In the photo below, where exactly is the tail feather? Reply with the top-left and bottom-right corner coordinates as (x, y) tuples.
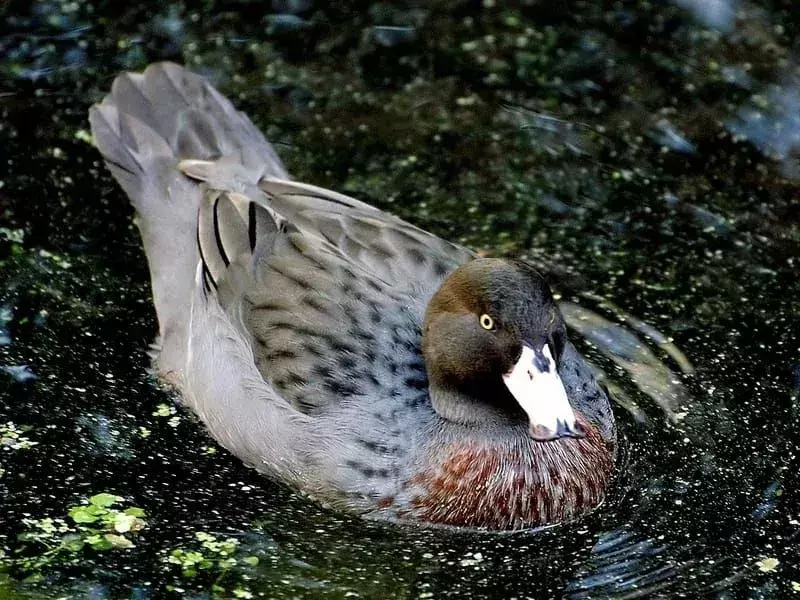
(89, 62), (289, 381)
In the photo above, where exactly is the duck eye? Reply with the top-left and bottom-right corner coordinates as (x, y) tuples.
(479, 314), (495, 330)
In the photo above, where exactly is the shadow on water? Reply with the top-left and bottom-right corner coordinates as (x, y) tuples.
(1, 0), (798, 598)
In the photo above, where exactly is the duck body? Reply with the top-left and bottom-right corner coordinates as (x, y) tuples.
(89, 63), (615, 530)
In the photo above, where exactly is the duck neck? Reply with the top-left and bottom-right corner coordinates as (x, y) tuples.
(428, 379), (525, 428)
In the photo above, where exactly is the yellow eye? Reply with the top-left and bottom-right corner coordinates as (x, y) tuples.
(479, 314), (495, 330)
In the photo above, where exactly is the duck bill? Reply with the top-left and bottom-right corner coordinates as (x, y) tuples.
(502, 343), (585, 442)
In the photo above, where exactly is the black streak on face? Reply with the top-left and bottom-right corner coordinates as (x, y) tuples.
(533, 348), (550, 374)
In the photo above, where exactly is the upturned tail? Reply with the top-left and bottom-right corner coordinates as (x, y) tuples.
(89, 62), (288, 379)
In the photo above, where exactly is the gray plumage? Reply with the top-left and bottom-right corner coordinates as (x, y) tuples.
(89, 63), (615, 528)
(90, 62), (472, 501)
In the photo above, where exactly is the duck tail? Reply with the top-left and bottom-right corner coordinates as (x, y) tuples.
(88, 62), (288, 380)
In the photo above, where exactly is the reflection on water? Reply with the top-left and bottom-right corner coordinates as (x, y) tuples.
(1, 0), (799, 598)
(674, 0), (737, 33)
(727, 78), (800, 179)
(561, 300), (691, 422)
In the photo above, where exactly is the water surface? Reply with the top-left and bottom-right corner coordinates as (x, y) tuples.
(1, 0), (798, 598)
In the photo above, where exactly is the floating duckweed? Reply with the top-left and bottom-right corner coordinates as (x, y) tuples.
(74, 128), (93, 144)
(164, 530), (261, 598)
(0, 422), (38, 450)
(13, 494), (146, 573)
(458, 552), (484, 567)
(756, 557), (779, 573)
(38, 249), (72, 269)
(153, 403), (176, 417)
(0, 228), (25, 244)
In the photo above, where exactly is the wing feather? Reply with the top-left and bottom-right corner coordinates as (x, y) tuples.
(195, 164), (471, 415)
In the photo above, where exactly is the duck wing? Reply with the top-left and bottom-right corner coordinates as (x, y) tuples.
(260, 178), (475, 286)
(89, 61), (472, 388)
(183, 166), (474, 294)
(193, 183), (454, 415)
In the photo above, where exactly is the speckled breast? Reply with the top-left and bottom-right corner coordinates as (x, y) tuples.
(398, 420), (614, 530)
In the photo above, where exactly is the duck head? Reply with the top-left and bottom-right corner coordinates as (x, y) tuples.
(422, 258), (584, 441)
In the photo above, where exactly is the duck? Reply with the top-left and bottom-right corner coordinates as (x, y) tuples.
(89, 62), (615, 530)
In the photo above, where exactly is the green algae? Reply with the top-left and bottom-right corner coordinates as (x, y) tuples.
(10, 494), (147, 577)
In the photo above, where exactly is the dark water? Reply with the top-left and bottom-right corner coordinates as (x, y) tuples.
(1, 0), (798, 598)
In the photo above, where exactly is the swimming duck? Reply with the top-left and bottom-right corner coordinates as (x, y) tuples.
(89, 63), (615, 530)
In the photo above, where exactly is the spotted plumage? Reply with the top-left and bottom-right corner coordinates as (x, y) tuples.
(89, 62), (615, 529)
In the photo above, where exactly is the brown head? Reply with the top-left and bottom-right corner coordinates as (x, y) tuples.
(422, 258), (585, 441)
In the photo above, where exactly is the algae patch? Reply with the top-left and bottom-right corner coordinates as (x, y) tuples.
(10, 493), (147, 576)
